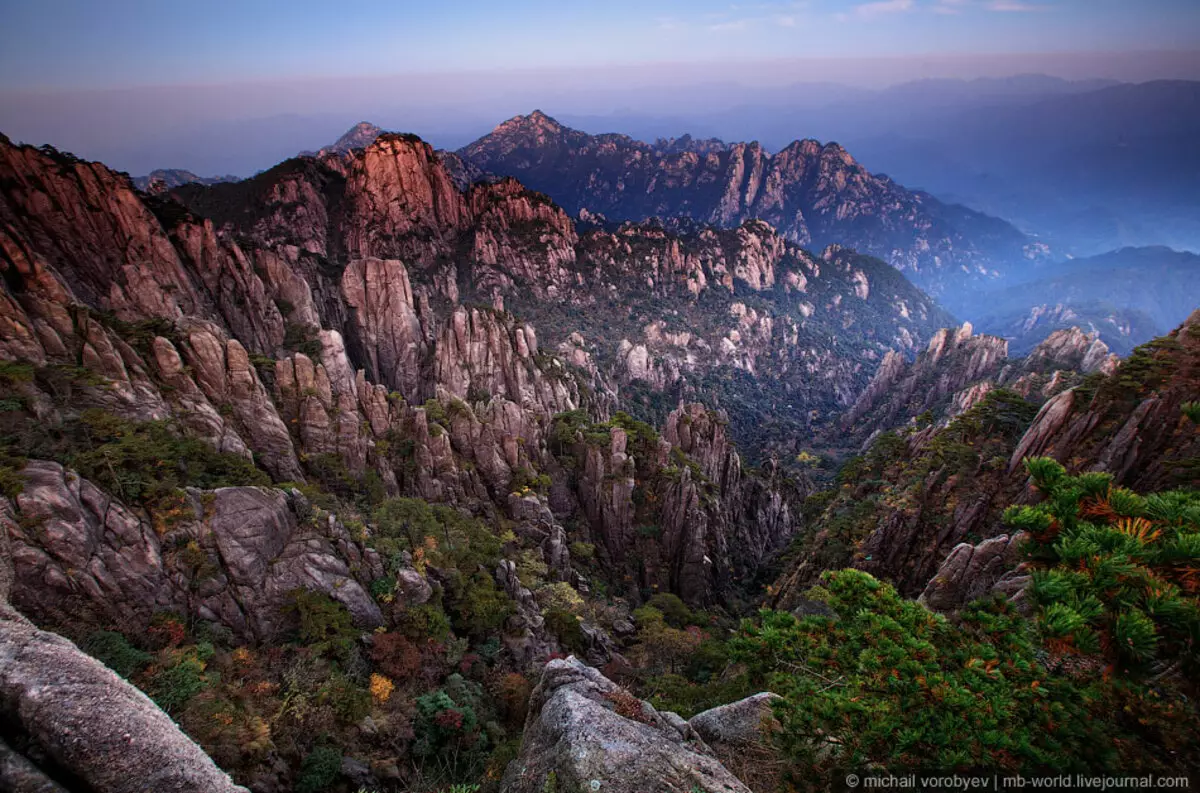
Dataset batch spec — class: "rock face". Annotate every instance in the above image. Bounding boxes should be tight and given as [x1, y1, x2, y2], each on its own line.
[1006, 311, 1200, 492]
[459, 111, 1048, 304]
[689, 693, 782, 749]
[776, 310, 1200, 612]
[560, 403, 800, 604]
[0, 529, 247, 793]
[918, 533, 1032, 613]
[501, 657, 751, 793]
[0, 133, 812, 617]
[168, 130, 955, 454]
[840, 321, 1117, 447]
[4, 462, 384, 642]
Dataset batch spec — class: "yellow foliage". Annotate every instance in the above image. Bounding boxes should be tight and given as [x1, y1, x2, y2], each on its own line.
[370, 672, 394, 704]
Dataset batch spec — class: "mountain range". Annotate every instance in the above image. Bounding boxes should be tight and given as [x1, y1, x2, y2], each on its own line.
[455, 110, 1048, 308]
[136, 111, 1197, 358]
[0, 112, 1197, 793]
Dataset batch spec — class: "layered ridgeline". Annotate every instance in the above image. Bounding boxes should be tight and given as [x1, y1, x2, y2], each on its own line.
[0, 125, 1197, 792]
[166, 131, 956, 458]
[834, 322, 1118, 450]
[0, 129, 856, 622]
[456, 111, 1051, 308]
[132, 169, 238, 194]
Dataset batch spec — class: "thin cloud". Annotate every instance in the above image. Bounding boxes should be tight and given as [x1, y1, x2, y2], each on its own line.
[933, 0, 970, 14]
[854, 0, 916, 19]
[708, 18, 751, 30]
[987, 0, 1044, 10]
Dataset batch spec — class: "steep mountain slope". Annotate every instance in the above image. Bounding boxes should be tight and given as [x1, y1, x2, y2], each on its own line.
[170, 133, 956, 460]
[773, 311, 1200, 608]
[0, 126, 1194, 792]
[838, 323, 1117, 448]
[971, 246, 1200, 355]
[0, 127, 823, 788]
[457, 111, 1049, 307]
[0, 130, 822, 613]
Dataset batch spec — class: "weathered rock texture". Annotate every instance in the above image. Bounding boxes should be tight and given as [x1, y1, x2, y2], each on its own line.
[0, 526, 248, 793]
[166, 131, 957, 453]
[5, 463, 384, 641]
[0, 131, 810, 619]
[840, 322, 1117, 447]
[501, 657, 751, 793]
[918, 533, 1032, 613]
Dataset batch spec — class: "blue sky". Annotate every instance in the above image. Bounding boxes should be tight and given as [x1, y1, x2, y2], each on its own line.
[2, 0, 1199, 90]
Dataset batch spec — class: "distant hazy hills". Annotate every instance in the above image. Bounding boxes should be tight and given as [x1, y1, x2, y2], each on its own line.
[971, 246, 1200, 354]
[132, 169, 237, 192]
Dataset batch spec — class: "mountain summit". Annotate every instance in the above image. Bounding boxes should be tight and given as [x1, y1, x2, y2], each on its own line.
[299, 120, 385, 157]
[459, 112, 1049, 309]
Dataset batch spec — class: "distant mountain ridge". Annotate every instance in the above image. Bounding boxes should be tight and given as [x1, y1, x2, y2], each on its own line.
[457, 110, 1049, 310]
[132, 169, 237, 192]
[972, 246, 1200, 354]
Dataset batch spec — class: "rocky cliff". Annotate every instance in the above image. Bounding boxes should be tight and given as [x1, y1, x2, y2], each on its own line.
[0, 524, 249, 793]
[162, 131, 956, 461]
[773, 311, 1199, 609]
[0, 129, 828, 621]
[458, 111, 1049, 307]
[839, 322, 1118, 447]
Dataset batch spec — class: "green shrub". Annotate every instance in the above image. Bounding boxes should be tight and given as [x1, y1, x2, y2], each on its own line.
[295, 746, 342, 793]
[150, 649, 211, 713]
[1006, 458, 1200, 673]
[731, 570, 1112, 781]
[645, 593, 692, 628]
[396, 603, 452, 642]
[448, 571, 515, 638]
[544, 608, 587, 654]
[510, 466, 551, 494]
[83, 630, 152, 678]
[67, 410, 268, 506]
[371, 497, 502, 572]
[422, 399, 449, 426]
[568, 541, 595, 561]
[286, 589, 359, 663]
[283, 322, 323, 360]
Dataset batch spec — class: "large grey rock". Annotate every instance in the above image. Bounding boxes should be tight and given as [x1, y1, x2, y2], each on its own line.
[0, 527, 247, 793]
[501, 657, 750, 793]
[0, 737, 69, 793]
[689, 693, 782, 749]
[918, 532, 1031, 613]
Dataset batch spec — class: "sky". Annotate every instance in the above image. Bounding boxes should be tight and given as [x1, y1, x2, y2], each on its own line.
[2, 0, 1199, 89]
[0, 0, 1198, 175]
